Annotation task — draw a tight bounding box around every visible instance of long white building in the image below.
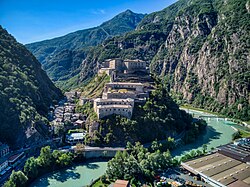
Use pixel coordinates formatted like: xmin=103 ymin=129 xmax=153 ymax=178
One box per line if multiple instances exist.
xmin=93 ymin=98 xmax=134 ymax=119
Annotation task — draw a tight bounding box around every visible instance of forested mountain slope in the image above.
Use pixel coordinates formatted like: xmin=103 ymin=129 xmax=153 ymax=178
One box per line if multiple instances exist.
xmin=0 ymin=26 xmax=63 ymax=148
xmin=26 ymin=10 xmax=145 ymax=82
xmin=75 ymin=0 xmax=249 ymax=121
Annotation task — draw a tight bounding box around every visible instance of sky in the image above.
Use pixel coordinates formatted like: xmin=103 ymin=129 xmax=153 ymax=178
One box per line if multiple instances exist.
xmin=0 ymin=0 xmax=177 ymax=44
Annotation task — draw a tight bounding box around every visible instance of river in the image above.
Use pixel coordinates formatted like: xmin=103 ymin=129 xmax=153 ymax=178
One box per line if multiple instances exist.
xmin=30 ymin=161 xmax=107 ymax=187
xmin=172 ymin=108 xmax=237 ymax=156
xmin=30 ymin=109 xmax=240 ymax=187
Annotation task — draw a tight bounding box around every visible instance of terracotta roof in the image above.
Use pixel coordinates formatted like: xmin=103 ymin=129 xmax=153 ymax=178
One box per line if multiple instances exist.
xmin=8 ymin=152 xmax=24 ymax=162
xmin=114 ymin=180 xmax=129 ymax=187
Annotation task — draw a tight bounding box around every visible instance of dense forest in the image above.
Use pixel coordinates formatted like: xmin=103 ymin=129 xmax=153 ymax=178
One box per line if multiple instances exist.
xmin=0 ymin=26 xmax=62 ymax=147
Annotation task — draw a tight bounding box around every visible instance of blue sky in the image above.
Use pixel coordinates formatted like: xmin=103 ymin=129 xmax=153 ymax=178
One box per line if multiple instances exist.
xmin=0 ymin=0 xmax=177 ymax=44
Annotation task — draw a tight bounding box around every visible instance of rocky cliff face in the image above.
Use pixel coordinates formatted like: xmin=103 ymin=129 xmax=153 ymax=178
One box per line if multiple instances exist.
xmin=0 ymin=26 xmax=63 ymax=148
xmin=75 ymin=0 xmax=249 ymax=121
xmin=151 ymin=0 xmax=249 ymax=120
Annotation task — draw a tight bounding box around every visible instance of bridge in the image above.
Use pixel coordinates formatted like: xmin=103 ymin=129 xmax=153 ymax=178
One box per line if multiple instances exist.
xmin=198 ymin=115 xmax=228 ymax=121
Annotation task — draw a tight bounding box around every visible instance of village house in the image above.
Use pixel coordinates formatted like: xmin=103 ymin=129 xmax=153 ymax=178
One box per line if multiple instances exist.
xmin=0 ymin=159 xmax=8 ymax=175
xmin=66 ymin=132 xmax=86 ymax=145
xmin=78 ymin=97 xmax=90 ymax=106
xmin=65 ymin=91 xmax=81 ymax=102
xmin=71 ymin=113 xmax=81 ymax=122
xmin=110 ymin=180 xmax=131 ymax=187
xmin=8 ymin=152 xmax=25 ymax=168
xmin=0 ymin=143 xmax=9 ymax=158
xmin=74 ymin=119 xmax=85 ymax=127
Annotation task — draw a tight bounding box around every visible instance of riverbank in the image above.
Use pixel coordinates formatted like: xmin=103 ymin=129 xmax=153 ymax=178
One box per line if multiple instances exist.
xmin=180 ymin=104 xmax=250 ymax=130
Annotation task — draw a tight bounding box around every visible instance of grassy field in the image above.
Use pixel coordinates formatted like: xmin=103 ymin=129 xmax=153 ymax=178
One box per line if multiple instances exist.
xmin=92 ymin=180 xmax=108 ymax=187
xmin=81 ymin=74 xmax=110 ymax=98
xmin=239 ymin=129 xmax=250 ymax=138
xmin=91 ymin=179 xmax=111 ymax=187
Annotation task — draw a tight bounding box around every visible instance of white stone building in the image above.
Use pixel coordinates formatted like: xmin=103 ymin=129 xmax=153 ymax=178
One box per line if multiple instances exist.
xmin=94 ymin=98 xmax=134 ymax=119
xmin=102 ymin=82 xmax=149 ymax=101
xmin=98 ymin=59 xmax=147 ymax=80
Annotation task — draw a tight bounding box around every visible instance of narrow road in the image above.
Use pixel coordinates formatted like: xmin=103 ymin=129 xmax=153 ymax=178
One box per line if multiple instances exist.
xmin=60 ymin=145 xmax=125 ymax=152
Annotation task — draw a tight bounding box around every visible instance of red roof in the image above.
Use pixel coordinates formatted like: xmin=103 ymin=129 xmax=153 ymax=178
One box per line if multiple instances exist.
xmin=114 ymin=180 xmax=129 ymax=187
xmin=8 ymin=152 xmax=24 ymax=162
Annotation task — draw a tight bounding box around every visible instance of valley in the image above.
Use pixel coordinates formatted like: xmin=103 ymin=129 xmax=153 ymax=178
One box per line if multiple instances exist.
xmin=28 ymin=109 xmax=241 ymax=187
xmin=0 ymin=0 xmax=249 ymax=186
xmin=27 ymin=0 xmax=250 ymax=122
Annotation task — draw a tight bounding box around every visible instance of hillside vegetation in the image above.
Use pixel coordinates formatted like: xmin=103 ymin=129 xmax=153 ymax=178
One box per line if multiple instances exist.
xmin=0 ymin=26 xmax=63 ymax=148
xmin=85 ymin=82 xmax=206 ymax=147
xmin=80 ymin=74 xmax=110 ymax=99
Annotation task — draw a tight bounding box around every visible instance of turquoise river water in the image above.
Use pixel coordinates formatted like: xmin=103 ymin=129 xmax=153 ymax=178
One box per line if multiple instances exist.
xmin=30 ymin=161 xmax=107 ymax=187
xmin=30 ymin=109 xmax=243 ymax=187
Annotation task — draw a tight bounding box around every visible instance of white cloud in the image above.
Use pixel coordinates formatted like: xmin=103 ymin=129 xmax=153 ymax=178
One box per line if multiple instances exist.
xmin=91 ymin=9 xmax=106 ymax=15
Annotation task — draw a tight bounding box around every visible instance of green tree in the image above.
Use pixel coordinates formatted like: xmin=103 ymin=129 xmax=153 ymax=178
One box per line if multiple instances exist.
xmin=189 ymin=150 xmax=197 ymax=158
xmin=106 ymin=150 xmax=127 ymax=179
xmin=202 ymin=144 xmax=208 ymax=154
xmin=75 ymin=143 xmax=85 ymax=155
xmin=56 ymin=153 xmax=73 ymax=167
xmin=3 ymin=180 xmax=15 ymax=187
xmin=24 ymin=157 xmax=39 ymax=179
xmin=151 ymin=140 xmax=162 ymax=152
xmin=196 ymin=149 xmax=203 ymax=156
xmin=37 ymin=146 xmax=53 ymax=168
xmin=232 ymin=131 xmax=241 ymax=140
xmin=5 ymin=171 xmax=28 ymax=187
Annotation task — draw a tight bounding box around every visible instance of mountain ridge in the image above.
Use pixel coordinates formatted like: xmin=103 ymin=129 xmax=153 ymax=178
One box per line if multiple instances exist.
xmin=26 ymin=10 xmax=145 ymax=82
xmin=26 ymin=0 xmax=249 ymax=121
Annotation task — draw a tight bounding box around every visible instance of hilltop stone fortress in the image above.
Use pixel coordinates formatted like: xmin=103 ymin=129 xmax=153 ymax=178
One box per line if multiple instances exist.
xmin=93 ymin=58 xmax=152 ymax=119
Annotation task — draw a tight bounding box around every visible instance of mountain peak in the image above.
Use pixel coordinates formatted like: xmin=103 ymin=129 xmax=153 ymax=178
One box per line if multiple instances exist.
xmin=124 ymin=9 xmax=134 ymax=14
